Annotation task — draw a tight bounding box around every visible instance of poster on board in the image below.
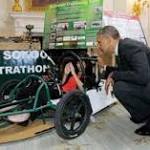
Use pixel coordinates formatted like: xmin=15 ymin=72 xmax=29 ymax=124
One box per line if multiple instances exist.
xmin=43 ymin=0 xmax=103 ymax=49
xmin=103 ymin=11 xmax=147 ymax=45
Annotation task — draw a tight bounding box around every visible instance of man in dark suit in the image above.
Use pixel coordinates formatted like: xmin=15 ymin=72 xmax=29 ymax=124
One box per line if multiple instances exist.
xmin=97 ymin=25 xmax=150 ymax=135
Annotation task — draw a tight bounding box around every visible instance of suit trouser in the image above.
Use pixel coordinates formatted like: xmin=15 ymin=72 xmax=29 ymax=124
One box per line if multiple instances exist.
xmin=113 ymin=81 xmax=150 ymax=121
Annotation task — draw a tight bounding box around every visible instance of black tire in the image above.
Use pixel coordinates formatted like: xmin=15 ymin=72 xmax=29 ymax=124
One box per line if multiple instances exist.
xmin=54 ymin=90 xmax=92 ymax=139
xmin=0 ymin=79 xmax=20 ymax=100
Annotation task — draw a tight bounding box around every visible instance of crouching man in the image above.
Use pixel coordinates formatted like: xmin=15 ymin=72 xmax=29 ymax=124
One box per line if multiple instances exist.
xmin=96 ymin=25 xmax=150 ymax=135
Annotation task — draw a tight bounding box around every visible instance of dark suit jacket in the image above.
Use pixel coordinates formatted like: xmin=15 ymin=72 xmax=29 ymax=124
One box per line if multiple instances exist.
xmin=111 ymin=38 xmax=150 ymax=85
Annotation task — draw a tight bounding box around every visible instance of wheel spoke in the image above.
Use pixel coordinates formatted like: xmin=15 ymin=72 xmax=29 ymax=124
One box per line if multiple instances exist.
xmin=76 ymin=103 xmax=83 ymax=112
xmin=61 ymin=116 xmax=69 ymax=122
xmin=70 ymin=117 xmax=76 ymax=131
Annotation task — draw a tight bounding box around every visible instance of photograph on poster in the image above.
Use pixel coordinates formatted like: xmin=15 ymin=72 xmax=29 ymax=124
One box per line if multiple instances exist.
xmin=57 ymin=23 xmax=69 ymax=30
xmin=74 ymin=21 xmax=87 ymax=30
xmin=91 ymin=21 xmax=102 ymax=28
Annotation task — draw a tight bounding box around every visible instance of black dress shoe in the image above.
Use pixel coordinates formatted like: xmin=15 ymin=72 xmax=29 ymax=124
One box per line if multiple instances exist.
xmin=135 ymin=124 xmax=150 ymax=136
xmin=130 ymin=115 xmax=149 ymax=124
xmin=130 ymin=117 xmax=146 ymax=124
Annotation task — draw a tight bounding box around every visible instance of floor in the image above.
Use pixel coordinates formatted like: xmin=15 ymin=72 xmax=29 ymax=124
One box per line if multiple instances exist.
xmin=0 ymin=102 xmax=150 ymax=150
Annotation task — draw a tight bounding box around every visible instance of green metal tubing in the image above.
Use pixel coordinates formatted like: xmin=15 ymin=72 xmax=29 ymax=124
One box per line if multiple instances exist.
xmin=0 ymin=97 xmax=34 ymax=109
xmin=0 ymin=103 xmax=56 ymax=117
xmin=0 ymin=74 xmax=57 ymax=117
xmin=10 ymin=74 xmax=45 ymax=98
xmin=33 ymin=81 xmax=52 ymax=109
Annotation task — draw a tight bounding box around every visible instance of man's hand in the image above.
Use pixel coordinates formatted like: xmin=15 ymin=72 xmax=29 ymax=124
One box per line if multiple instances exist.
xmin=105 ymin=73 xmax=114 ymax=95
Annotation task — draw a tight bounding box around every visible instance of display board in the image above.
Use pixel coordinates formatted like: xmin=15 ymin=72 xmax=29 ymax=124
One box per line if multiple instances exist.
xmin=103 ymin=11 xmax=147 ymax=45
xmin=0 ymin=50 xmax=52 ymax=86
xmin=43 ymin=0 xmax=103 ymax=49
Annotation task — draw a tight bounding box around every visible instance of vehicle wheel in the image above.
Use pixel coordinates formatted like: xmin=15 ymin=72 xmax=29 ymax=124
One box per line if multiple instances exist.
xmin=0 ymin=79 xmax=20 ymax=100
xmin=54 ymin=90 xmax=92 ymax=139
xmin=58 ymin=51 xmax=86 ymax=83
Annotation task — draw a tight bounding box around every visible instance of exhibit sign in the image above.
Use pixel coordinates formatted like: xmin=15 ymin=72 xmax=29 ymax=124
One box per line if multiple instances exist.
xmin=0 ymin=50 xmax=51 ymax=85
xmin=43 ymin=0 xmax=103 ymax=49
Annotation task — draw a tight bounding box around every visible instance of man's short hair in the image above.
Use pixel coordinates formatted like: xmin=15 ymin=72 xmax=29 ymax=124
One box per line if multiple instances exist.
xmin=97 ymin=26 xmax=120 ymax=39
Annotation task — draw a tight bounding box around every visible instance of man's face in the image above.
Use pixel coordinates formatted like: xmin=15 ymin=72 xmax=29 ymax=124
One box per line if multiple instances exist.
xmin=97 ymin=35 xmax=113 ymax=56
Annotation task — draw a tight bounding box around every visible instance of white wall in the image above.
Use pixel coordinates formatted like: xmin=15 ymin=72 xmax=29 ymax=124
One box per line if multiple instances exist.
xmin=0 ymin=0 xmax=15 ymax=36
xmin=113 ymin=0 xmax=127 ymax=12
xmin=140 ymin=5 xmax=150 ymax=45
xmin=103 ymin=0 xmax=114 ymax=11
xmin=104 ymin=0 xmax=127 ymax=12
xmin=0 ymin=0 xmax=149 ymax=45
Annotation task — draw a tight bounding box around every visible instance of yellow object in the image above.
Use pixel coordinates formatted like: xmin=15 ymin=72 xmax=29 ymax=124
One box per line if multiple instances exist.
xmin=12 ymin=0 xmax=22 ymax=12
xmin=132 ymin=0 xmax=142 ymax=16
